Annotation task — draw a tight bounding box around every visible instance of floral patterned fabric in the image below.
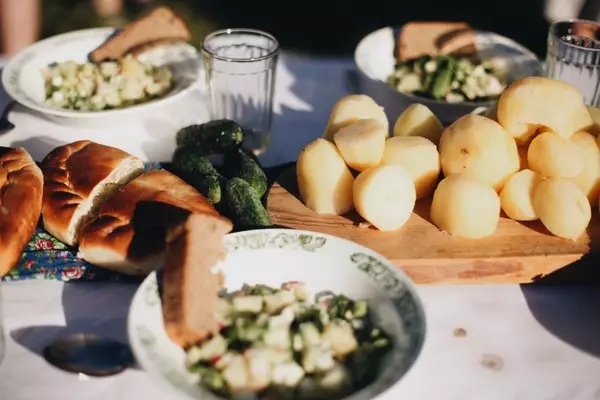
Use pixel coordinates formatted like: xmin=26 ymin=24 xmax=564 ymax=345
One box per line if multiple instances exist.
xmin=1 ymin=162 xmax=163 ymax=282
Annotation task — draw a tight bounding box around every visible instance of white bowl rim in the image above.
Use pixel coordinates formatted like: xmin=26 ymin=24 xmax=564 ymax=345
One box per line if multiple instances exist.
xmin=354 ymin=25 xmax=541 ymax=107
xmin=1 ymin=27 xmax=202 ymax=119
xmin=127 ymin=227 xmax=428 ymax=400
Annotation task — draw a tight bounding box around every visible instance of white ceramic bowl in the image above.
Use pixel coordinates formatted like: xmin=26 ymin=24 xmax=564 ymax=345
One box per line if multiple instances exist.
xmin=354 ymin=26 xmax=542 ymax=126
xmin=128 ymin=229 xmax=426 ymax=400
xmin=1 ymin=28 xmax=202 ymax=126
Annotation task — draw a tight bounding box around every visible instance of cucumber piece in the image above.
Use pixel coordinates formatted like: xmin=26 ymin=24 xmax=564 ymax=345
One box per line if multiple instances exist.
xmin=182 ymin=172 xmax=226 ymax=205
xmin=299 ymin=322 xmax=321 ymax=347
xmin=225 ymin=178 xmax=273 ymax=229
xmin=232 ymin=295 xmax=264 ymax=314
xmin=201 ymin=369 xmax=227 ymax=394
xmin=171 ymin=146 xmax=219 ymax=175
xmin=431 ymin=56 xmax=458 ymax=100
xmin=223 ymin=149 xmax=268 ymax=197
xmin=195 ymin=335 xmax=228 ymax=361
xmin=352 ymin=300 xmax=368 ymax=319
xmin=176 ymin=119 xmax=244 ymax=154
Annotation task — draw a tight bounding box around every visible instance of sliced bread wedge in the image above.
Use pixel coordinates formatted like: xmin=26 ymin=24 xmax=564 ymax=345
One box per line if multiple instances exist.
xmin=41 ymin=140 xmax=145 ymax=247
xmin=77 ymin=169 xmax=231 ymax=276
xmin=162 ymin=212 xmax=233 ymax=348
xmin=90 ymin=6 xmax=191 ymax=62
xmin=397 ymin=21 xmax=476 ymax=61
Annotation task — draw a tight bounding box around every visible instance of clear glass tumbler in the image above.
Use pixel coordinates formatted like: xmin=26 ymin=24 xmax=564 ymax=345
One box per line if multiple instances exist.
xmin=546 ymin=19 xmax=600 ymax=106
xmin=202 ymin=29 xmax=280 ymax=155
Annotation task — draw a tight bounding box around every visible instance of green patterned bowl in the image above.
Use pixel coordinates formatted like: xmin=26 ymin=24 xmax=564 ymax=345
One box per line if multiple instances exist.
xmin=127 ymin=229 xmax=426 ymax=400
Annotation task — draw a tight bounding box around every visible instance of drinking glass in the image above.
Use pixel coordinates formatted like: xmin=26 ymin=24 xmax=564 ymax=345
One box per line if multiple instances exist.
xmin=202 ymin=29 xmax=280 ymax=155
xmin=546 ymin=19 xmax=600 ymax=106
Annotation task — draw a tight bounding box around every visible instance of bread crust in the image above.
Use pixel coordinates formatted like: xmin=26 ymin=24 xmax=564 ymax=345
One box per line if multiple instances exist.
xmin=0 ymin=147 xmax=43 ymax=277
xmin=40 ymin=140 xmax=144 ymax=246
xmin=78 ymin=170 xmax=231 ymax=275
xmin=90 ymin=6 xmax=191 ymax=63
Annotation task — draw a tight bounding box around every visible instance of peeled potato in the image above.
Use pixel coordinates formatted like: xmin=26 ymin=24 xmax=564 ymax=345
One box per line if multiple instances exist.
xmin=380 ymin=136 xmax=440 ymax=199
xmin=570 ymin=131 xmax=600 ymax=206
xmin=323 ymin=95 xmax=389 ymax=141
xmin=333 ymin=119 xmax=386 ymax=171
xmin=533 ymin=178 xmax=591 ymax=241
xmin=527 ymin=132 xmax=584 ymax=178
xmin=497 ymin=76 xmax=592 ymax=143
xmin=439 ymin=114 xmax=520 ymax=192
xmin=517 ymin=145 xmax=529 ymax=170
xmin=586 ymin=106 xmax=600 ymax=136
xmin=499 ymin=169 xmax=542 ymax=221
xmin=393 ymin=103 xmax=444 ymax=145
xmin=297 ymin=138 xmax=354 ymax=215
xmin=353 ymin=164 xmax=416 ymax=231
xmin=430 ymin=173 xmax=500 ymax=239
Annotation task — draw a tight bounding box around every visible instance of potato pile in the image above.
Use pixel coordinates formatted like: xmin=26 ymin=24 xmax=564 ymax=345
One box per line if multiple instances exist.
xmin=296 ymin=77 xmax=600 ymax=241
xmin=297 ymin=95 xmax=438 ymax=231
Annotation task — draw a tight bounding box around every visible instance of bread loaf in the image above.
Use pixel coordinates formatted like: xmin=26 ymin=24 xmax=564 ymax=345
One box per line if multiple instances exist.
xmin=41 ymin=140 xmax=145 ymax=247
xmin=90 ymin=6 xmax=191 ymax=63
xmin=162 ymin=212 xmax=232 ymax=348
xmin=0 ymin=147 xmax=44 ymax=277
xmin=78 ymin=170 xmax=230 ymax=275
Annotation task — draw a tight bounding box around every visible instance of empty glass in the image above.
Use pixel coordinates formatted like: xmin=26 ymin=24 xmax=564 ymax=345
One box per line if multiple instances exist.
xmin=202 ymin=29 xmax=280 ymax=155
xmin=546 ymin=19 xmax=600 ymax=106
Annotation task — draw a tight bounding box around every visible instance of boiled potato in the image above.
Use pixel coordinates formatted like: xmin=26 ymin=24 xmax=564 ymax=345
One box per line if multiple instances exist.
xmin=497 ymin=76 xmax=592 ymax=143
xmin=527 ymin=132 xmax=584 ymax=178
xmin=323 ymin=95 xmax=389 ymax=141
xmin=517 ymin=145 xmax=529 ymax=170
xmin=333 ymin=119 xmax=386 ymax=171
xmin=439 ymin=114 xmax=520 ymax=192
xmin=533 ymin=178 xmax=591 ymax=240
xmin=430 ymin=173 xmax=500 ymax=239
xmin=393 ymin=103 xmax=444 ymax=145
xmin=570 ymin=131 xmax=600 ymax=206
xmin=499 ymin=169 xmax=542 ymax=221
xmin=380 ymin=136 xmax=440 ymax=199
xmin=297 ymin=138 xmax=354 ymax=215
xmin=586 ymin=105 xmax=600 ymax=136
xmin=353 ymin=164 xmax=416 ymax=231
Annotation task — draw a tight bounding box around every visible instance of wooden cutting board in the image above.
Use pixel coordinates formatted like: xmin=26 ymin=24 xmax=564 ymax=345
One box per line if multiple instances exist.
xmin=266 ymin=167 xmax=600 ymax=284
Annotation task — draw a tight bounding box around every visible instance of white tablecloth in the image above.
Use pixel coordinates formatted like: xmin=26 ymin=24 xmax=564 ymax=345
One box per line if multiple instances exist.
xmin=1 ymin=54 xmax=600 ymax=400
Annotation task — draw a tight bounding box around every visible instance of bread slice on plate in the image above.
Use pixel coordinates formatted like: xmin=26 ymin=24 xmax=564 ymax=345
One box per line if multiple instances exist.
xmin=41 ymin=140 xmax=145 ymax=247
xmin=397 ymin=21 xmax=476 ymax=61
xmin=162 ymin=212 xmax=233 ymax=348
xmin=78 ymin=169 xmax=231 ymax=276
xmin=0 ymin=147 xmax=44 ymax=277
xmin=90 ymin=6 xmax=192 ymax=63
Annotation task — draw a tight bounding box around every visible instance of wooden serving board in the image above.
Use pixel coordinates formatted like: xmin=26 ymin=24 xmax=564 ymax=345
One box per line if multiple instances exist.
xmin=266 ymin=168 xmax=600 ymax=284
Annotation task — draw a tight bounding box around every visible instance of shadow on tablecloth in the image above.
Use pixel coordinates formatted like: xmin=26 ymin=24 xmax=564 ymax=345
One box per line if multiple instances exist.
xmin=521 ymin=284 xmax=600 ymax=358
xmin=10 ymin=282 xmax=142 ymax=370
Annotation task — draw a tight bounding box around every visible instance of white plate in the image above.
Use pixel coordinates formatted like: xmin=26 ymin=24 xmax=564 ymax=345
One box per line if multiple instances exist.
xmin=128 ymin=229 xmax=426 ymax=400
xmin=354 ymin=26 xmax=541 ymax=126
xmin=1 ymin=28 xmax=203 ymax=126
